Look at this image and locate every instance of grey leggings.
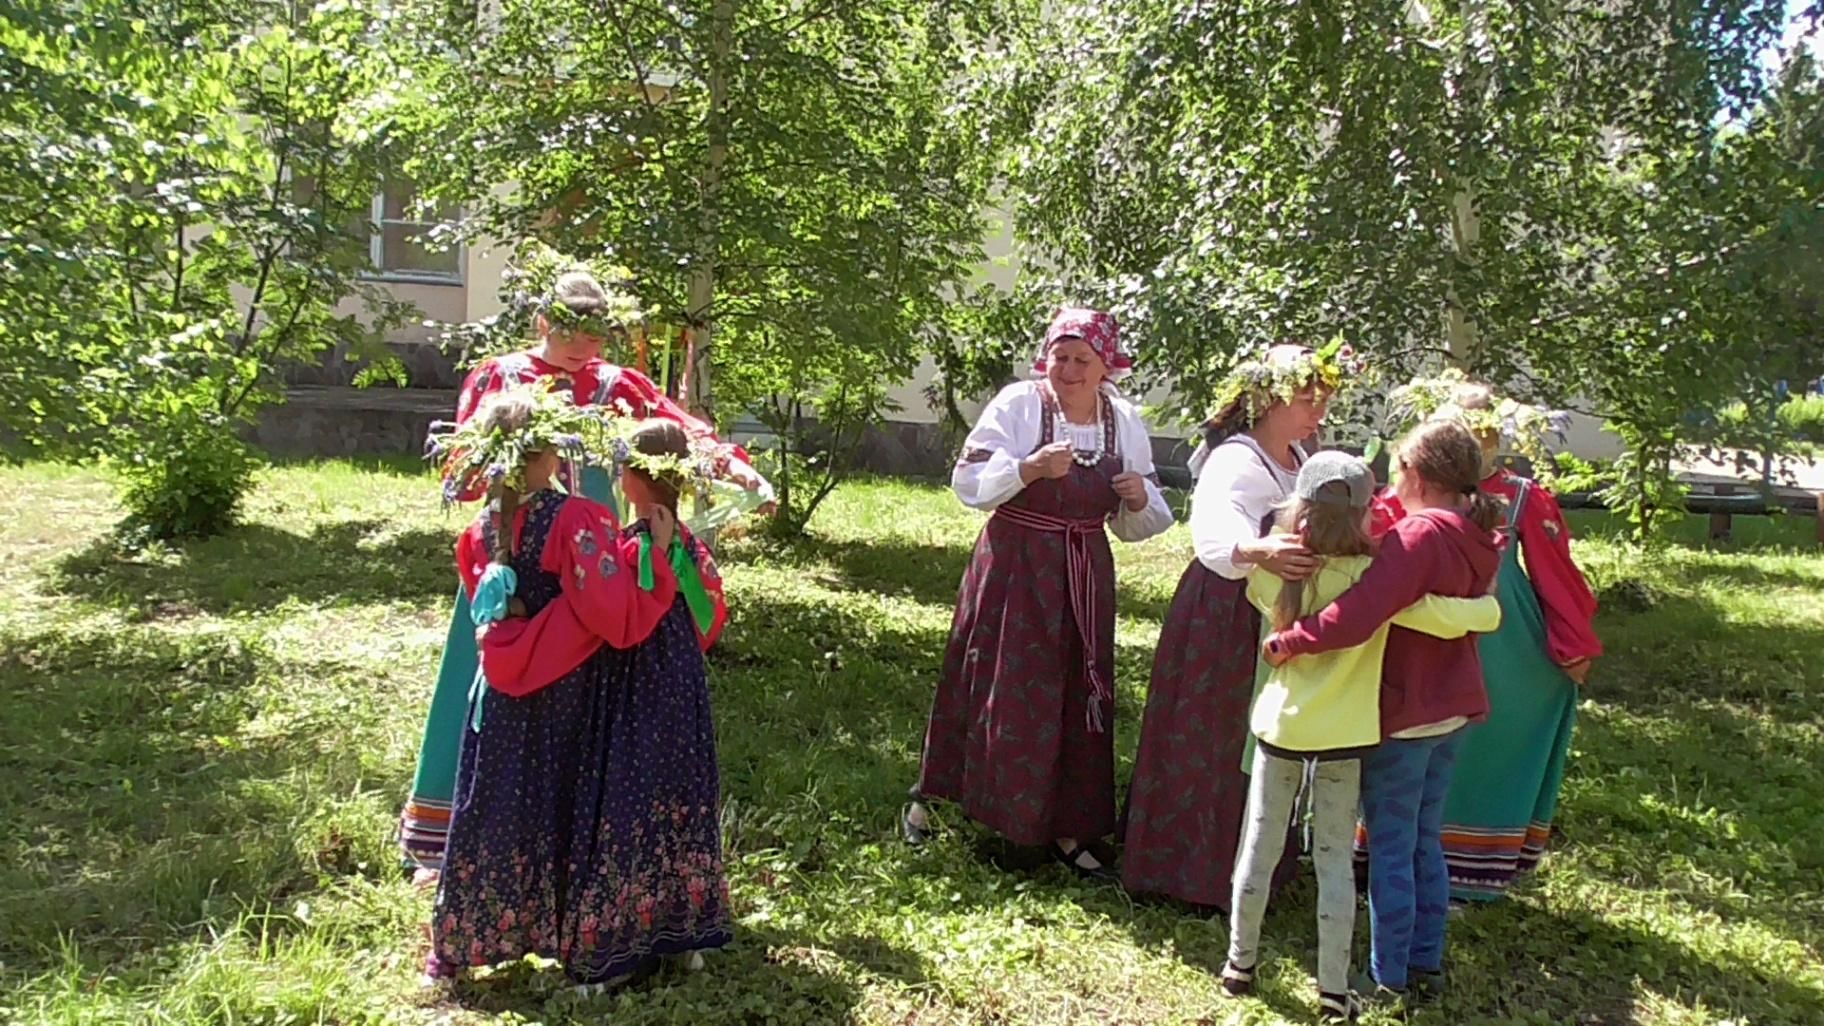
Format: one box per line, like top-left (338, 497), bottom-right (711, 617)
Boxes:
top-left (1227, 747), bottom-right (1361, 995)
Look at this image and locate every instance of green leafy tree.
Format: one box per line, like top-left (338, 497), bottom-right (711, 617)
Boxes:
top-left (389, 0), bottom-right (1001, 531)
top-left (966, 0), bottom-right (1817, 541)
top-left (1, 0), bottom-right (409, 539)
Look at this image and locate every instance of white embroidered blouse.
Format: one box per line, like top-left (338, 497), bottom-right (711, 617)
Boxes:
top-left (949, 381), bottom-right (1175, 543)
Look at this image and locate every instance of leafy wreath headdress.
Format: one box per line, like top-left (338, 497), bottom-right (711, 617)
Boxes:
top-left (537, 278), bottom-right (650, 341)
top-left (1206, 336), bottom-right (1367, 424)
top-left (426, 379), bottom-right (616, 507)
top-left (1383, 368), bottom-right (1572, 471)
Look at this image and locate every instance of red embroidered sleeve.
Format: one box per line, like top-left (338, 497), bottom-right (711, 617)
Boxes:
top-left (609, 368), bottom-right (752, 468)
top-left (478, 498), bottom-right (678, 696)
top-left (1518, 486), bottom-right (1603, 665)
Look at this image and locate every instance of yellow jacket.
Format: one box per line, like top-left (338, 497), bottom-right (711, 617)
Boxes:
top-left (1247, 553), bottom-right (1501, 754)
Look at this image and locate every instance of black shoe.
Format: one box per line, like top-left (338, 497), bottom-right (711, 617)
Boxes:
top-left (1318, 990), bottom-right (1361, 1023)
top-left (900, 802), bottom-right (930, 846)
top-left (1349, 970), bottom-right (1408, 1012)
top-left (1218, 960), bottom-right (1254, 998)
top-left (1410, 968), bottom-right (1445, 1001)
top-left (1050, 840), bottom-right (1113, 881)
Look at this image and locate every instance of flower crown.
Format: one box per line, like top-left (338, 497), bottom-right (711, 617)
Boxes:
top-left (598, 401), bottom-right (719, 510)
top-left (1207, 336), bottom-right (1365, 424)
top-left (426, 380), bottom-right (617, 505)
top-left (1383, 368), bottom-right (1572, 469)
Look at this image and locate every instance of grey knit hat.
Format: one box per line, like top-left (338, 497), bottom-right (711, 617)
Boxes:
top-left (1295, 450), bottom-right (1374, 508)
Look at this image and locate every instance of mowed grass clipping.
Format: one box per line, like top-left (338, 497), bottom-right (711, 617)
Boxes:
top-left (0, 461), bottom-right (1819, 1025)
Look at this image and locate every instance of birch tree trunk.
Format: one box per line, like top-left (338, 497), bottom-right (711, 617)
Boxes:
top-left (685, 0), bottom-right (733, 423)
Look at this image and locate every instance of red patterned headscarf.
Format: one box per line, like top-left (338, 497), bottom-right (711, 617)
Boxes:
top-left (1032, 307), bottom-right (1133, 382)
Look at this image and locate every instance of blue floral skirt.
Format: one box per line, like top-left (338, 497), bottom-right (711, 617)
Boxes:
top-left (431, 599), bottom-right (732, 983)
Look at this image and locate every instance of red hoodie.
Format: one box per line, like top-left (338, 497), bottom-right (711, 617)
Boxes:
top-left (1275, 507), bottom-right (1503, 736)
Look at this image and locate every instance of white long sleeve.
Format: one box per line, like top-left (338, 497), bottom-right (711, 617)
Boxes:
top-left (951, 382), bottom-right (1044, 510)
top-left (1108, 395), bottom-right (1175, 542)
top-left (1189, 438), bottom-right (1300, 579)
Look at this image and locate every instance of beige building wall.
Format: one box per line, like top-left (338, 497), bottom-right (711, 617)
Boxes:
top-left (364, 214), bottom-right (1628, 462)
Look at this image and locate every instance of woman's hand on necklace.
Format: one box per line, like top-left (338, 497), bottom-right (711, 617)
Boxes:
top-left (1020, 441), bottom-right (1075, 483)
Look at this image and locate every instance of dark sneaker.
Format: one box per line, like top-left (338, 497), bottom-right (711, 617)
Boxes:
top-left (1318, 989), bottom-right (1361, 1022)
top-left (1410, 968), bottom-right (1445, 1001)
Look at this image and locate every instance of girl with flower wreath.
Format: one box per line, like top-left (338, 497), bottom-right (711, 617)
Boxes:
top-left (1369, 374), bottom-right (1600, 904)
top-left (902, 308), bottom-right (1174, 877)
top-left (1121, 341), bottom-right (1359, 910)
top-left (400, 270), bottom-right (768, 882)
top-left (425, 392), bottom-right (732, 990)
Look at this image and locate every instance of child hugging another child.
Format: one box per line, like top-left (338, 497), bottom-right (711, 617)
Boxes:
top-left (1262, 420), bottom-right (1505, 1010)
top-left (1223, 451), bottom-right (1500, 1022)
top-left (426, 390), bottom-right (732, 992)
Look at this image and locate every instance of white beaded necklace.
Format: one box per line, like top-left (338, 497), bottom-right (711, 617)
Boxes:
top-left (1051, 391), bottom-right (1106, 467)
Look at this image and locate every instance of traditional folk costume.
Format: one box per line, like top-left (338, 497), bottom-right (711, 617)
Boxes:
top-left (1373, 471), bottom-right (1600, 899)
top-left (1120, 435), bottom-right (1303, 908)
top-left (399, 350), bottom-right (756, 872)
top-left (1121, 339), bottom-right (1364, 909)
top-left (913, 311), bottom-right (1173, 849)
top-left (429, 490), bottom-right (731, 984)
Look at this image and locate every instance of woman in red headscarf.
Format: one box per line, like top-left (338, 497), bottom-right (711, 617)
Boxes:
top-left (902, 308), bottom-right (1174, 876)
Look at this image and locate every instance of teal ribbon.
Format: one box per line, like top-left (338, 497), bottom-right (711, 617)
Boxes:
top-left (639, 532), bottom-right (717, 636)
top-left (470, 564), bottom-right (518, 626)
top-left (467, 563), bottom-right (517, 731)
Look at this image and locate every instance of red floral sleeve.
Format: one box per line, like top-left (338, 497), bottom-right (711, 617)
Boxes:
top-left (478, 498), bottom-right (678, 697)
top-left (1517, 485), bottom-right (1603, 665)
top-left (542, 498), bottom-right (679, 645)
top-left (609, 367), bottom-right (752, 468)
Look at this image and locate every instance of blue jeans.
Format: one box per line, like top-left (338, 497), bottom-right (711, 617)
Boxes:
top-left (1361, 729), bottom-right (1466, 989)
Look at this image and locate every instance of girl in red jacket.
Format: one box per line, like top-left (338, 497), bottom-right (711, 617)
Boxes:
top-left (1264, 419), bottom-right (1502, 1004)
top-left (1374, 382), bottom-right (1602, 903)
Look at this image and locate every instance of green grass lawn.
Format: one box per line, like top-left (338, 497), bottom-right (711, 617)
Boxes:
top-left (1, 462), bottom-right (1820, 1026)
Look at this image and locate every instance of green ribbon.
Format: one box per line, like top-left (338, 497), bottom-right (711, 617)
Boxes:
top-left (639, 532), bottom-right (717, 635)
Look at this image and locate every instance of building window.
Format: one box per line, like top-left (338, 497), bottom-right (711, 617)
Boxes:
top-left (366, 179), bottom-right (462, 283)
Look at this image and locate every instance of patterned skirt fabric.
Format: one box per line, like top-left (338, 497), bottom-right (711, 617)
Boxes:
top-left (431, 599), bottom-right (731, 983)
top-left (915, 512), bottom-right (1119, 847)
top-left (1120, 560), bottom-right (1295, 910)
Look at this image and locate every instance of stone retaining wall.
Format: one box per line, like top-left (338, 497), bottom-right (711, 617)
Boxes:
top-left (254, 385), bottom-right (1207, 482)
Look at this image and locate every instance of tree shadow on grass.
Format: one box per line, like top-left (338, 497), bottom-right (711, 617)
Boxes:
top-left (47, 519), bottom-right (456, 617)
top-left (1437, 900), bottom-right (1824, 1025)
top-left (0, 626), bottom-right (384, 972)
top-left (1552, 704), bottom-right (1824, 957)
top-left (430, 923), bottom-right (917, 1025)
top-left (1566, 509), bottom-right (1819, 553)
top-left (424, 923), bottom-right (882, 1015)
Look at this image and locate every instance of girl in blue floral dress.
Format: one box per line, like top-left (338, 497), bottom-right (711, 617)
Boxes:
top-left (426, 401), bottom-right (732, 989)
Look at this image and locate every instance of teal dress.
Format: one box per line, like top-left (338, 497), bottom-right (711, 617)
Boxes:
top-left (400, 466), bottom-right (616, 871)
top-left (1437, 481), bottom-right (1580, 900)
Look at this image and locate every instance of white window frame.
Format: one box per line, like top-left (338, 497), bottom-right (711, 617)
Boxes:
top-left (361, 182), bottom-right (465, 286)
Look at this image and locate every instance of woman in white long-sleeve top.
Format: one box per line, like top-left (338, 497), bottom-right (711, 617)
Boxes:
top-left (1121, 343), bottom-right (1350, 910)
top-left (903, 308), bottom-right (1173, 877)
